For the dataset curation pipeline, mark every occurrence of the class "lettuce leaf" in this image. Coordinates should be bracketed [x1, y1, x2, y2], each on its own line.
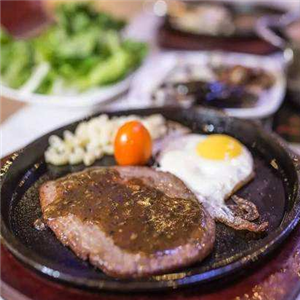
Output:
[0, 2, 147, 94]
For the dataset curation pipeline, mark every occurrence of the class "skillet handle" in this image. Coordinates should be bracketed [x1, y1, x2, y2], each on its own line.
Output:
[256, 13, 299, 47]
[256, 15, 286, 49]
[256, 13, 298, 68]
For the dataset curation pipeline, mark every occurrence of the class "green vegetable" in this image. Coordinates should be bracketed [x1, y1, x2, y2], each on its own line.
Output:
[0, 33, 34, 88]
[0, 2, 147, 94]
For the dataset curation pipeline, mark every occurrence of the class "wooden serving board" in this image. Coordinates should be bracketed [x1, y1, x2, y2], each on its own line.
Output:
[1, 154, 300, 300]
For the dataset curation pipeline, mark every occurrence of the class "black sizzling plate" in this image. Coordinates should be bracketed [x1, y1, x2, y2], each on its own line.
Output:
[1, 107, 300, 292]
[163, 2, 285, 39]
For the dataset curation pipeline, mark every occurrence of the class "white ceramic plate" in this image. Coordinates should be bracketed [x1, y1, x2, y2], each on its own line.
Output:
[0, 10, 156, 109]
[0, 73, 135, 108]
[128, 51, 286, 119]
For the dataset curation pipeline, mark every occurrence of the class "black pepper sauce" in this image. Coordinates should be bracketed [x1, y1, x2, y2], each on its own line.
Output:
[43, 168, 204, 255]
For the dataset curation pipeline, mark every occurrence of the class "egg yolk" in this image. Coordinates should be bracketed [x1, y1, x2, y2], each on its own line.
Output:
[196, 134, 242, 160]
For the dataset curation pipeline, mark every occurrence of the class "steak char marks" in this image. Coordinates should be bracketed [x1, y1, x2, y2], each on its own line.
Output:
[40, 167, 215, 278]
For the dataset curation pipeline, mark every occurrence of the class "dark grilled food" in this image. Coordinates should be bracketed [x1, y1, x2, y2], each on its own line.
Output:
[214, 65, 275, 94]
[153, 81, 258, 109]
[39, 167, 215, 278]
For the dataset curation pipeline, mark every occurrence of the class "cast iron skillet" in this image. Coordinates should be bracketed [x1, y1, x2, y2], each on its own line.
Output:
[1, 107, 300, 292]
[158, 2, 284, 54]
[163, 2, 285, 39]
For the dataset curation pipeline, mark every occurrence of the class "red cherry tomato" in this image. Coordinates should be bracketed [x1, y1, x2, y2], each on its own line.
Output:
[114, 121, 152, 166]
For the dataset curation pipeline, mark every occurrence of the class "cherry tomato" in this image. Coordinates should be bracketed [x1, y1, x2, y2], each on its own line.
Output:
[114, 121, 152, 166]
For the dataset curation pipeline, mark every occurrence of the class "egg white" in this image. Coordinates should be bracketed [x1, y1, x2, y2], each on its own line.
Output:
[158, 134, 254, 220]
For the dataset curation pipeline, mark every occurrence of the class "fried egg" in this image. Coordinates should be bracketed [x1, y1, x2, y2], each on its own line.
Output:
[158, 134, 255, 224]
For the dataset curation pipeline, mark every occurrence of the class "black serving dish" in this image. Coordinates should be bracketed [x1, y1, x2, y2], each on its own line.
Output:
[158, 2, 285, 54]
[165, 2, 284, 38]
[1, 107, 300, 292]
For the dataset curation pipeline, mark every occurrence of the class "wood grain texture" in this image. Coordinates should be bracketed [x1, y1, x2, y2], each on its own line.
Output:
[0, 98, 26, 124]
[1, 153, 300, 300]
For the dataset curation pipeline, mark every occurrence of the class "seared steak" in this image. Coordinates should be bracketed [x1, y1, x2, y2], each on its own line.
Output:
[39, 167, 215, 278]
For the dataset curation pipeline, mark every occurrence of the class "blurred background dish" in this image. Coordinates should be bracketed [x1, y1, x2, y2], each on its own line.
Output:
[158, 0, 287, 54]
[129, 52, 286, 119]
[167, 1, 284, 38]
[0, 76, 134, 108]
[0, 1, 148, 107]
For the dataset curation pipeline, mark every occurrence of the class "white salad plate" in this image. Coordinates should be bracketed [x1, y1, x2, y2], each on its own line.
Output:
[0, 11, 155, 109]
[0, 73, 136, 108]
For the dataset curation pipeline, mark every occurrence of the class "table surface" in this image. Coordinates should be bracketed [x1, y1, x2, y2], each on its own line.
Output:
[2, 1, 300, 299]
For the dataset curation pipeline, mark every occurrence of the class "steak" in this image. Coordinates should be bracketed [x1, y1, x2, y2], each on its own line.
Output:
[39, 167, 215, 278]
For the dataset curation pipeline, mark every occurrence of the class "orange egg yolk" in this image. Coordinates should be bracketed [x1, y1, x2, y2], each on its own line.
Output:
[196, 134, 242, 160]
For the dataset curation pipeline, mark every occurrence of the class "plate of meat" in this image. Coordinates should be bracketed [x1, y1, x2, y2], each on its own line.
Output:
[158, 1, 286, 54]
[1, 107, 300, 291]
[128, 52, 286, 119]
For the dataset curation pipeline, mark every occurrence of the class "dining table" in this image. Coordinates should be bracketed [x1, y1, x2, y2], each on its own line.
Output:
[1, 1, 300, 300]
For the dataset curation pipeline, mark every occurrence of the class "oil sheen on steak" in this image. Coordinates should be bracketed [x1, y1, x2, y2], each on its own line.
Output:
[39, 167, 215, 278]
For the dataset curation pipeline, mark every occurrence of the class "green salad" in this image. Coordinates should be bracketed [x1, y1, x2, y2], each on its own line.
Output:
[0, 2, 148, 94]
